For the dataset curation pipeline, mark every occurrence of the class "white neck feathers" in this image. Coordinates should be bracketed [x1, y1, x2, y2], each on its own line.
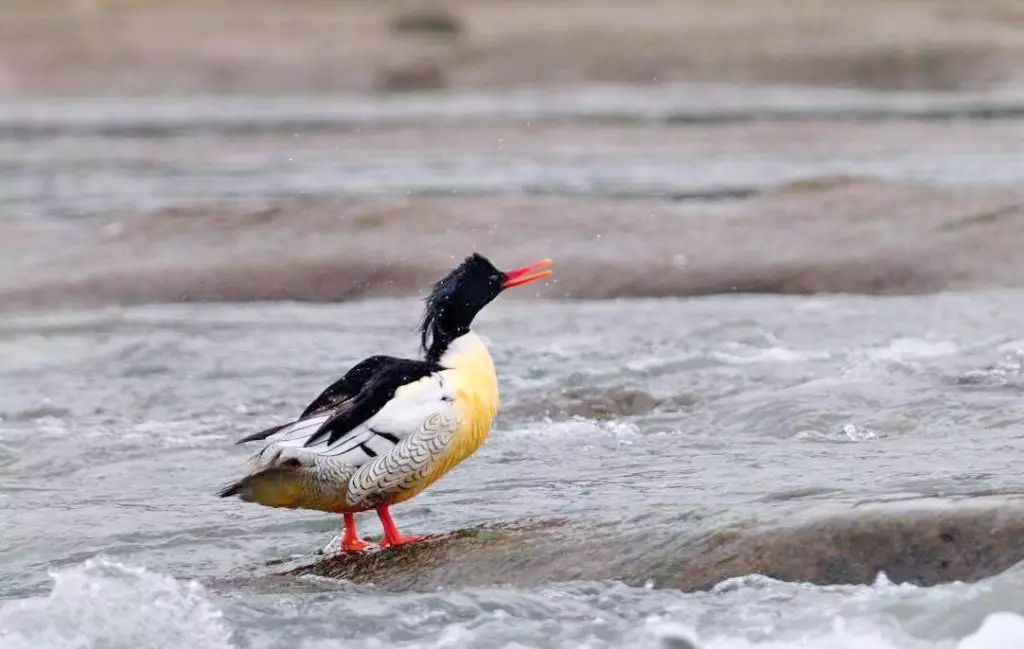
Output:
[438, 331, 490, 369]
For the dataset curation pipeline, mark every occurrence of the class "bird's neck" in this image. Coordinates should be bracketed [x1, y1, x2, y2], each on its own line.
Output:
[436, 330, 490, 370]
[438, 330, 500, 422]
[424, 319, 469, 363]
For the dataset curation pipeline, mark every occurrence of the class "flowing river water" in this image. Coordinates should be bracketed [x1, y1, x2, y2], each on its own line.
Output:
[3, 85, 1024, 648]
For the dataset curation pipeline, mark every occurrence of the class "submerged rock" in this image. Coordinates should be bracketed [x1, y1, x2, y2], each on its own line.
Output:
[673, 495, 1024, 591]
[506, 387, 662, 420]
[282, 495, 1024, 593]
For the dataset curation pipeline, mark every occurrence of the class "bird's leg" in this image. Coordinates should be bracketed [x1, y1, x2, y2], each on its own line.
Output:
[375, 505, 425, 548]
[341, 512, 373, 552]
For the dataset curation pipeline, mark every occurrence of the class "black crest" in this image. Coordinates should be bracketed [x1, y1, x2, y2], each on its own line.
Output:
[420, 253, 505, 361]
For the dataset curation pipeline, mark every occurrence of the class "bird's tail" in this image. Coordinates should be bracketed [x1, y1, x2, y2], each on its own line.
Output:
[217, 480, 244, 498]
[216, 451, 307, 509]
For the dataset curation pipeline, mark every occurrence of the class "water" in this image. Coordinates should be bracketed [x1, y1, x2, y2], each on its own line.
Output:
[10, 146, 1024, 221]
[5, 84, 1024, 220]
[6, 84, 1024, 135]
[5, 81, 1024, 647]
[4, 292, 1024, 647]
[6, 561, 1024, 649]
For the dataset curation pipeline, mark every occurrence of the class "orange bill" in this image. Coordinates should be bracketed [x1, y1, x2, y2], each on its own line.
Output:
[502, 258, 553, 288]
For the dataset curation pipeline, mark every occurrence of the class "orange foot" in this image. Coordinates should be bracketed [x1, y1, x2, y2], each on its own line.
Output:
[341, 537, 375, 552]
[375, 505, 427, 550]
[340, 513, 375, 552]
[378, 533, 426, 549]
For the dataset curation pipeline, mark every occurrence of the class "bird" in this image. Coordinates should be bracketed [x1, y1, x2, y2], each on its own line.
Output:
[218, 253, 553, 551]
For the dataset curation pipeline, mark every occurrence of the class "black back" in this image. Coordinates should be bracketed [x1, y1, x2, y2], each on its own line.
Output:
[299, 354, 394, 419]
[302, 357, 444, 447]
[233, 355, 440, 446]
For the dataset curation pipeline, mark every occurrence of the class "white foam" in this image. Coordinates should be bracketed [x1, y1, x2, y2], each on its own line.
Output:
[867, 338, 960, 363]
[638, 612, 1024, 649]
[627, 617, 909, 649]
[0, 559, 232, 649]
[958, 612, 1024, 649]
[841, 423, 879, 441]
[711, 344, 825, 366]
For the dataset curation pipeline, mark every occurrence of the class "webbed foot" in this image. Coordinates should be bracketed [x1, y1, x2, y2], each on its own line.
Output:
[341, 513, 376, 552]
[375, 505, 426, 549]
[378, 533, 425, 549]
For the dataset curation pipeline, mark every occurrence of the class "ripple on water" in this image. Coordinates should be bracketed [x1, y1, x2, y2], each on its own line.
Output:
[6, 560, 1024, 649]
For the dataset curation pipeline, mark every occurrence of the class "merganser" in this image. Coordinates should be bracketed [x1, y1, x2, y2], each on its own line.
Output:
[218, 253, 553, 551]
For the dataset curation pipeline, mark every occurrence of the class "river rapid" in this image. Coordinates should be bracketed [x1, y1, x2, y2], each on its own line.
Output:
[3, 291, 1024, 648]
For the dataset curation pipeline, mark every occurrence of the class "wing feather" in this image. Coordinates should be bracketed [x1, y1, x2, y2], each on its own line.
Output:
[233, 355, 439, 447]
[233, 355, 405, 446]
[301, 359, 444, 447]
[298, 355, 394, 419]
[256, 371, 458, 469]
[237, 357, 456, 471]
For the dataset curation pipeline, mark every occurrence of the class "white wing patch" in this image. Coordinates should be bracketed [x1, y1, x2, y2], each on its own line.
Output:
[249, 371, 459, 471]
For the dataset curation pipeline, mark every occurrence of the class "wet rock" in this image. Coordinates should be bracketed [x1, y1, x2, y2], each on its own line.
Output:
[563, 388, 661, 419]
[282, 518, 575, 591]
[672, 495, 1024, 591]
[659, 637, 699, 649]
[509, 388, 662, 420]
[281, 496, 1024, 593]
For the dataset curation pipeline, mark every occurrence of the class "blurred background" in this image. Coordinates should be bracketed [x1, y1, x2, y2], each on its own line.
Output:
[3, 0, 1024, 307]
[8, 4, 1024, 648]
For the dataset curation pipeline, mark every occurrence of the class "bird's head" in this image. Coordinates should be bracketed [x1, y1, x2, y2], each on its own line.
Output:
[420, 253, 553, 360]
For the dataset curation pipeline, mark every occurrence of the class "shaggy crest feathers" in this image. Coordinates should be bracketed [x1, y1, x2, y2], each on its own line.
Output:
[419, 253, 505, 361]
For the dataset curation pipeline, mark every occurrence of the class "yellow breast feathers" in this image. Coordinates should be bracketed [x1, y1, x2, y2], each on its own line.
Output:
[397, 332, 499, 501]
